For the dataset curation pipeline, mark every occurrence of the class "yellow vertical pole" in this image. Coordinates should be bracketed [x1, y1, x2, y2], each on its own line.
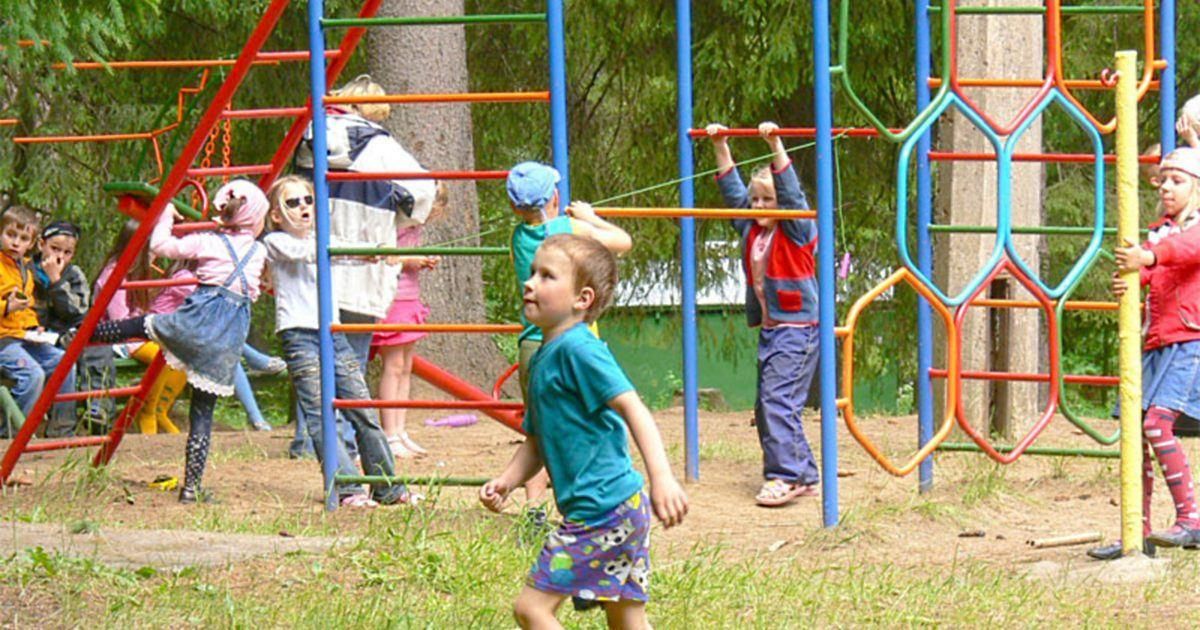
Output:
[1115, 50, 1143, 556]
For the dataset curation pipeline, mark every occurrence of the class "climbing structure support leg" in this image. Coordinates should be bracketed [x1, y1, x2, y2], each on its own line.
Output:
[674, 0, 700, 482]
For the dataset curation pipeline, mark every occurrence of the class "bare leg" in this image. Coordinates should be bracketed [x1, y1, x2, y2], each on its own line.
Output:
[377, 344, 406, 438]
[513, 586, 566, 630]
[526, 468, 550, 503]
[604, 600, 650, 630]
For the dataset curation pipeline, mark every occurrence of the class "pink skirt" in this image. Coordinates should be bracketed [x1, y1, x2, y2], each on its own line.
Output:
[371, 298, 431, 348]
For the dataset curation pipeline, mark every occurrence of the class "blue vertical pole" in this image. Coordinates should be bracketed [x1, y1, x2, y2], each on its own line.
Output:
[676, 0, 699, 481]
[812, 0, 838, 527]
[308, 0, 339, 512]
[1160, 0, 1176, 154]
[547, 0, 571, 201]
[914, 0, 935, 493]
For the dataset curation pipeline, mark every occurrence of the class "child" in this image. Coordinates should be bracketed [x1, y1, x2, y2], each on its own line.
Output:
[1178, 95, 1200, 149]
[1097, 147, 1200, 556]
[371, 182, 446, 458]
[0, 206, 77, 437]
[506, 161, 632, 520]
[262, 175, 411, 507]
[706, 121, 820, 507]
[88, 180, 268, 503]
[480, 234, 687, 628]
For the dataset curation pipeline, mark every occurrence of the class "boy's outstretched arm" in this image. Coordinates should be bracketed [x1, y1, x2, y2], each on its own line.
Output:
[566, 201, 632, 255]
[609, 391, 688, 528]
[705, 123, 736, 174]
[480, 439, 545, 513]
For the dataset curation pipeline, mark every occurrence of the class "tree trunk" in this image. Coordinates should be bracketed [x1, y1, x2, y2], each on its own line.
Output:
[367, 0, 508, 387]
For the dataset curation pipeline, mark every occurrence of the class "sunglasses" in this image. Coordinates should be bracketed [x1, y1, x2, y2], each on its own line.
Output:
[283, 195, 314, 209]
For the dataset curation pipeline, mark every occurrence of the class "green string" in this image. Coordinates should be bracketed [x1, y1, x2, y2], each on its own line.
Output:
[428, 225, 504, 248]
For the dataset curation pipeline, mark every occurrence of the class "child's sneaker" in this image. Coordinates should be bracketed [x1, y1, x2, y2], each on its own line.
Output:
[340, 494, 379, 509]
[247, 357, 288, 377]
[178, 485, 220, 504]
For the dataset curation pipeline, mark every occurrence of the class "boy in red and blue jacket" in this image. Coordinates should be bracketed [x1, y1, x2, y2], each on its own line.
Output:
[707, 121, 819, 507]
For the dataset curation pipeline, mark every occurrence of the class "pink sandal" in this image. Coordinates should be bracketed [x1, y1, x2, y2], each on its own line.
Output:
[755, 479, 817, 507]
[340, 494, 379, 509]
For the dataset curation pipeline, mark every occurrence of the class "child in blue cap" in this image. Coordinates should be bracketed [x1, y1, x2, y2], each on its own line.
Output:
[506, 161, 632, 530]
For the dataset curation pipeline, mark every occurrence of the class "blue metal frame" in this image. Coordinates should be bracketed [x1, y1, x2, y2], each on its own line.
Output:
[813, 0, 839, 527]
[676, 0, 700, 482]
[914, 0, 934, 493]
[1161, 0, 1176, 155]
[307, 0, 340, 512]
[547, 0, 571, 200]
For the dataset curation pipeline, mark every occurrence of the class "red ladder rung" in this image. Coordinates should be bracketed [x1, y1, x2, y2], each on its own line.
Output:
[54, 386, 143, 403]
[25, 436, 111, 453]
[333, 399, 524, 410]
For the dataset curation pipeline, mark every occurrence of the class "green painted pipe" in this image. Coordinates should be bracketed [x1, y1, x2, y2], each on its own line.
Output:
[928, 5, 1147, 15]
[937, 442, 1119, 458]
[323, 14, 546, 28]
[0, 386, 24, 434]
[329, 246, 509, 256]
[335, 475, 489, 486]
[102, 181, 203, 220]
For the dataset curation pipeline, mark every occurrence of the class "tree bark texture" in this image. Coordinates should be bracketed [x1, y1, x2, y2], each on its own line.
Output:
[366, 0, 509, 388]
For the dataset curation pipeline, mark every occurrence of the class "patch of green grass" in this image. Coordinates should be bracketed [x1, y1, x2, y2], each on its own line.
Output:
[961, 463, 1010, 508]
[698, 439, 758, 464]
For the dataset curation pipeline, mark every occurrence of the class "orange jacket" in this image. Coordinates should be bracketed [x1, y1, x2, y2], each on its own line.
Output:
[0, 254, 40, 340]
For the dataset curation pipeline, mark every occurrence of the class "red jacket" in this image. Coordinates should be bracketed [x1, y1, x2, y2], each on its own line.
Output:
[1142, 217, 1200, 350]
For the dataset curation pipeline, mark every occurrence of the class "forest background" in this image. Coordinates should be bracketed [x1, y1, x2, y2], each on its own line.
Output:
[2, 1, 1197, 415]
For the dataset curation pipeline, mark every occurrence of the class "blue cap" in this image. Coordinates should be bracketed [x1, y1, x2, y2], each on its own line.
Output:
[506, 161, 560, 210]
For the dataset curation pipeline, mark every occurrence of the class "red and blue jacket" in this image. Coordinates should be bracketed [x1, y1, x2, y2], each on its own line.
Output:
[716, 161, 818, 327]
[1141, 214, 1200, 350]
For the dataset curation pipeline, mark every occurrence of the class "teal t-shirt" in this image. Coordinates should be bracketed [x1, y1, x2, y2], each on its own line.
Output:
[523, 322, 643, 523]
[511, 216, 575, 343]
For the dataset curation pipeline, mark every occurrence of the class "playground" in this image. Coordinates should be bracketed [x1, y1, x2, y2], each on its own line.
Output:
[4, 0, 1200, 625]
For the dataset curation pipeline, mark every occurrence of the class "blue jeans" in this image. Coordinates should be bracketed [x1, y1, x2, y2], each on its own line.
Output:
[0, 339, 77, 437]
[755, 326, 820, 485]
[232, 343, 273, 428]
[280, 328, 404, 502]
[339, 310, 377, 450]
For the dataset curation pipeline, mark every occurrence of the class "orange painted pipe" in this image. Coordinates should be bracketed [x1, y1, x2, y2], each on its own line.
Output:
[687, 126, 905, 138]
[0, 119, 17, 126]
[14, 131, 157, 144]
[326, 91, 550, 105]
[929, 77, 1159, 91]
[53, 50, 339, 71]
[969, 298, 1119, 312]
[332, 323, 522, 334]
[596, 207, 815, 220]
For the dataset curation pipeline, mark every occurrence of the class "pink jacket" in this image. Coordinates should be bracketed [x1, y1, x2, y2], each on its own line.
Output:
[150, 207, 266, 300]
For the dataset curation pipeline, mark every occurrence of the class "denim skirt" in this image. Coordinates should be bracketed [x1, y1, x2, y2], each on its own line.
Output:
[147, 285, 250, 397]
[1142, 340, 1200, 417]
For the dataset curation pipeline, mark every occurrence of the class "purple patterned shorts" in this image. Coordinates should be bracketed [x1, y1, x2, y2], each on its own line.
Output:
[527, 490, 652, 603]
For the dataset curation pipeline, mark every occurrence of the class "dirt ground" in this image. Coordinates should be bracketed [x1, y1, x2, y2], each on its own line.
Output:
[4, 401, 1188, 575]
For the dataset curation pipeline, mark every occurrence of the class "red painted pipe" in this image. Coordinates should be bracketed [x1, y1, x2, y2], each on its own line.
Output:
[222, 107, 307, 120]
[54, 386, 142, 403]
[25, 436, 110, 453]
[0, 0, 293, 485]
[929, 368, 1117, 387]
[929, 151, 1160, 164]
[326, 170, 509, 181]
[411, 355, 523, 433]
[187, 164, 272, 177]
[493, 363, 519, 399]
[687, 126, 904, 139]
[335, 399, 524, 410]
[121, 278, 200, 290]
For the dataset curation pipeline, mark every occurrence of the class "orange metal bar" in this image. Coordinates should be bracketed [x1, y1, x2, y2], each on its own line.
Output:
[326, 91, 550, 105]
[334, 399, 525, 410]
[333, 323, 523, 334]
[596, 207, 815, 220]
[0, 119, 17, 127]
[25, 436, 110, 453]
[969, 298, 1119, 312]
[222, 107, 307, 119]
[687, 126, 906, 138]
[929, 368, 1117, 387]
[14, 129, 162, 144]
[52, 50, 338, 70]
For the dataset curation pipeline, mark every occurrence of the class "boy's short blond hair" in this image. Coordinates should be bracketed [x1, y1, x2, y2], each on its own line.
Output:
[333, 74, 391, 123]
[0, 205, 39, 232]
[541, 233, 619, 323]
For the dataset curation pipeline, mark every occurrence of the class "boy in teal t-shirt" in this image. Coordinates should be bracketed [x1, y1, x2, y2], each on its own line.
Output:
[481, 233, 687, 628]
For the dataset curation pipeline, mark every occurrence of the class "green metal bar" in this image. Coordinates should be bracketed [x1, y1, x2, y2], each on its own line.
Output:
[329, 246, 509, 256]
[937, 442, 1119, 458]
[335, 474, 489, 486]
[927, 224, 1150, 236]
[102, 181, 203, 220]
[322, 13, 546, 28]
[928, 5, 1148, 15]
[0, 386, 25, 435]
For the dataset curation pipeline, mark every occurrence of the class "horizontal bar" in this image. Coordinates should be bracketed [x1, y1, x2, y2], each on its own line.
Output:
[102, 181, 202, 219]
[221, 107, 307, 120]
[121, 278, 199, 290]
[688, 126, 904, 139]
[928, 4, 1147, 15]
[326, 91, 549, 105]
[25, 436, 110, 453]
[329, 246, 509, 256]
[323, 13, 546, 27]
[596, 207, 815, 219]
[186, 164, 272, 177]
[332, 323, 522, 334]
[928, 224, 1110, 236]
[15, 131, 156, 144]
[937, 442, 1119, 458]
[0, 119, 18, 126]
[929, 368, 1117, 386]
[929, 78, 1159, 91]
[53, 50, 339, 71]
[334, 474, 490, 486]
[928, 151, 1160, 164]
[969, 298, 1117, 312]
[175, 221, 219, 234]
[54, 386, 142, 403]
[333, 399, 524, 410]
[326, 170, 508, 181]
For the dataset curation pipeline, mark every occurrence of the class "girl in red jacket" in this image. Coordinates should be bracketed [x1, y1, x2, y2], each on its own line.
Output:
[1109, 147, 1200, 552]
